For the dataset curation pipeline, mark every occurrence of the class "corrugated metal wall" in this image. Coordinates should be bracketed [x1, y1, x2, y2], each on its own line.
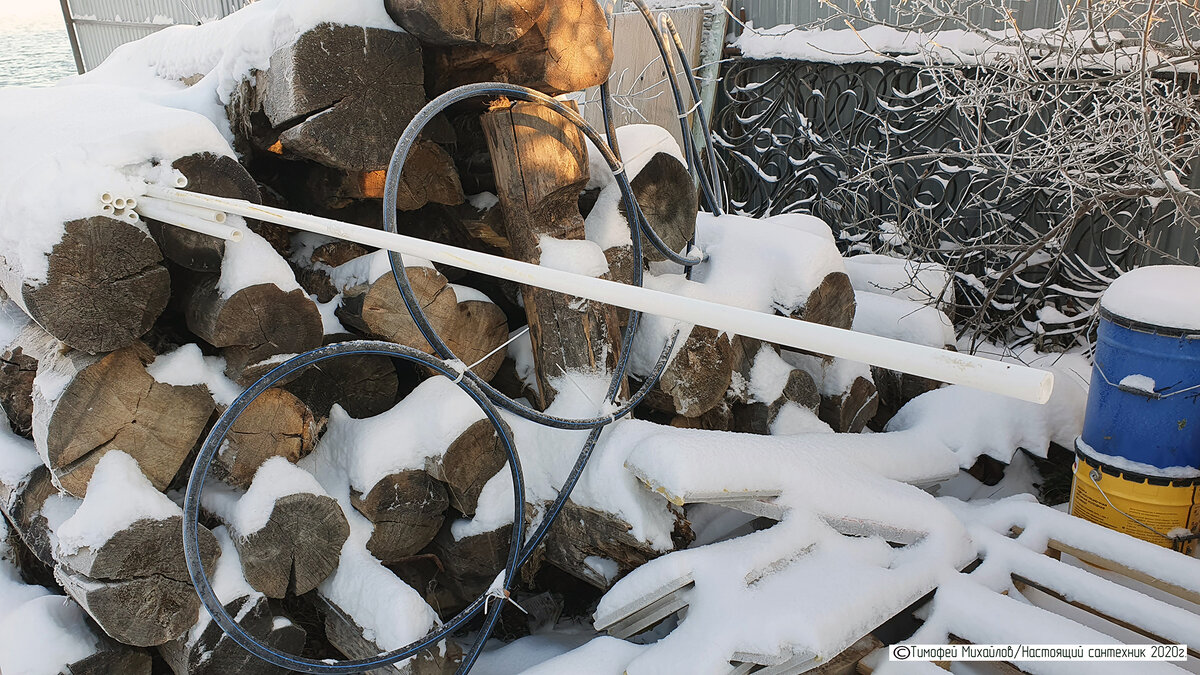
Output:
[63, 0, 250, 72]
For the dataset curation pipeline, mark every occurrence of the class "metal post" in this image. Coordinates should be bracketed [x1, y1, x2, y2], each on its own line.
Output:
[57, 0, 86, 74]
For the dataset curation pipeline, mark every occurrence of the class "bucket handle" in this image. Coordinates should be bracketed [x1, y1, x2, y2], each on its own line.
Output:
[1086, 469, 1199, 546]
[1095, 363, 1200, 400]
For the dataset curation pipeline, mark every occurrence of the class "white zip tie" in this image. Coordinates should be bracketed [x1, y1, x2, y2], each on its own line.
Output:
[483, 572, 528, 615]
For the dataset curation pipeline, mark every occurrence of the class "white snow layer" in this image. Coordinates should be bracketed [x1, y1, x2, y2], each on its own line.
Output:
[852, 291, 955, 348]
[0, 84, 232, 288]
[0, 595, 100, 675]
[54, 451, 181, 555]
[1101, 265, 1200, 331]
[843, 254, 954, 307]
[217, 228, 303, 298]
[147, 343, 242, 406]
[236, 457, 331, 534]
[537, 236, 610, 277]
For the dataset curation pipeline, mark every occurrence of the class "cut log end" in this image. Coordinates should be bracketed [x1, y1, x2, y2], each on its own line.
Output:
[352, 470, 449, 564]
[238, 492, 350, 598]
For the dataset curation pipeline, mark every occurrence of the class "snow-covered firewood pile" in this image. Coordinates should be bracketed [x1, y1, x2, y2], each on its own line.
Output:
[0, 0, 1199, 674]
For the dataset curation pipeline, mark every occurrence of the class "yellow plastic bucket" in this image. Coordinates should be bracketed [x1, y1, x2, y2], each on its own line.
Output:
[1070, 440, 1199, 555]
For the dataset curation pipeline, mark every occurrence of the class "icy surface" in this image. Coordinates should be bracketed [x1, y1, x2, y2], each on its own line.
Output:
[236, 457, 330, 534]
[1101, 265, 1200, 330]
[147, 343, 241, 406]
[217, 229, 302, 298]
[0, 301, 29, 348]
[0, 595, 99, 675]
[55, 451, 180, 555]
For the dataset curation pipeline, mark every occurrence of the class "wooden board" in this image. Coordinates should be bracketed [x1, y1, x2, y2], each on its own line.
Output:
[581, 6, 704, 153]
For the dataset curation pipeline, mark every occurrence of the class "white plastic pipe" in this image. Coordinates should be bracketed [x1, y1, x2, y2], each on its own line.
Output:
[113, 198, 127, 209]
[139, 195, 227, 224]
[100, 192, 114, 205]
[101, 204, 115, 215]
[134, 199, 244, 242]
[175, 173, 189, 188]
[145, 186, 1054, 403]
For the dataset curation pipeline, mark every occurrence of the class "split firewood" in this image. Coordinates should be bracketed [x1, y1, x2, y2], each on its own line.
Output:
[317, 594, 460, 675]
[727, 339, 820, 435]
[202, 458, 348, 598]
[0, 318, 35, 437]
[229, 24, 427, 172]
[213, 387, 319, 489]
[618, 151, 698, 264]
[384, 0, 546, 46]
[481, 100, 625, 408]
[143, 152, 261, 272]
[0, 451, 58, 569]
[351, 469, 448, 564]
[429, 418, 508, 515]
[21, 324, 214, 497]
[336, 256, 509, 382]
[869, 367, 943, 431]
[183, 232, 323, 382]
[0, 549, 152, 675]
[0, 215, 170, 354]
[789, 271, 857, 331]
[642, 326, 734, 419]
[427, 0, 613, 96]
[785, 351, 879, 434]
[294, 240, 373, 303]
[301, 141, 464, 212]
[431, 522, 514, 605]
[33, 451, 222, 647]
[159, 527, 306, 675]
[282, 334, 400, 420]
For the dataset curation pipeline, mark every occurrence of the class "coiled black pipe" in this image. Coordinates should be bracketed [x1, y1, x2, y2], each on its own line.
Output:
[183, 81, 695, 674]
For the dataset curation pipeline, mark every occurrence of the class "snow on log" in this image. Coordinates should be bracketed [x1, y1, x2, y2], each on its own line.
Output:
[158, 526, 306, 675]
[142, 152, 262, 273]
[299, 428, 457, 673]
[482, 100, 625, 408]
[201, 458, 348, 598]
[0, 215, 171, 355]
[427, 0, 613, 96]
[49, 452, 221, 647]
[183, 231, 323, 382]
[22, 324, 215, 497]
[335, 252, 509, 383]
[229, 24, 427, 172]
[384, 0, 546, 46]
[0, 317, 37, 438]
[785, 351, 879, 434]
[317, 377, 509, 563]
[728, 340, 822, 435]
[0, 528, 152, 675]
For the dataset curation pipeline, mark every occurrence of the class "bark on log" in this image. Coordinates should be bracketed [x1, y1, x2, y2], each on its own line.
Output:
[159, 595, 305, 675]
[337, 264, 509, 383]
[232, 24, 427, 172]
[0, 462, 57, 567]
[819, 374, 879, 434]
[0, 216, 170, 354]
[384, 0, 546, 46]
[867, 366, 942, 431]
[642, 326, 734, 418]
[184, 279, 323, 383]
[282, 334, 400, 420]
[481, 101, 624, 408]
[0, 331, 37, 438]
[64, 639, 153, 675]
[351, 471, 448, 564]
[427, 0, 613, 96]
[213, 387, 318, 489]
[25, 326, 214, 497]
[732, 368, 820, 435]
[144, 152, 262, 272]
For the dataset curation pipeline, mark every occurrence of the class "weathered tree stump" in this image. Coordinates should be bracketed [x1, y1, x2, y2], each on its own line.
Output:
[0, 216, 170, 354]
[481, 100, 625, 408]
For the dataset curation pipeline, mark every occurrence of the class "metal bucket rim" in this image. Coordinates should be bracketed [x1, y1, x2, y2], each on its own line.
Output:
[1075, 438, 1200, 488]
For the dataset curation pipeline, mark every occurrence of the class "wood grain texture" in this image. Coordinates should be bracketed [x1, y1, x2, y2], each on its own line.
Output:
[351, 470, 448, 564]
[214, 387, 318, 489]
[384, 0, 546, 45]
[234, 492, 350, 598]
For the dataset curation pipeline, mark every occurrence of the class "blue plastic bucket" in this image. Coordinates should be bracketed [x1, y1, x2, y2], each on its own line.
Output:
[1081, 307, 1200, 471]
